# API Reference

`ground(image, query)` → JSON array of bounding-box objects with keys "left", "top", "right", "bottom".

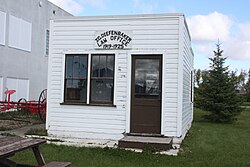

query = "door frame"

[
  {"left": 125, "top": 50, "right": 166, "bottom": 135},
  {"left": 130, "top": 54, "right": 162, "bottom": 134}
]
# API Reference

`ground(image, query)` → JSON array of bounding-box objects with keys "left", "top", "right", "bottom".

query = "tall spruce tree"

[
  {"left": 246, "top": 69, "right": 250, "bottom": 102},
  {"left": 197, "top": 43, "right": 242, "bottom": 122}
]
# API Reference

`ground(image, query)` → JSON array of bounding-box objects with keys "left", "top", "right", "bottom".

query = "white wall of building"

[{"left": 181, "top": 21, "right": 194, "bottom": 137}]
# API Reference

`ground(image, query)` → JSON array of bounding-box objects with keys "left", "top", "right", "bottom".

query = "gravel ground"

[
  {"left": 0, "top": 110, "right": 42, "bottom": 131},
  {"left": 0, "top": 120, "right": 28, "bottom": 130}
]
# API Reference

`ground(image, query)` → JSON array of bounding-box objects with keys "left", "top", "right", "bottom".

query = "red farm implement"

[{"left": 0, "top": 89, "right": 47, "bottom": 122}]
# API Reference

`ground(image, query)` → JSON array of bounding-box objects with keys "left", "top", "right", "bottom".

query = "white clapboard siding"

[
  {"left": 162, "top": 34, "right": 179, "bottom": 136},
  {"left": 53, "top": 18, "right": 179, "bottom": 27},
  {"left": 47, "top": 14, "right": 193, "bottom": 140},
  {"left": 181, "top": 21, "right": 194, "bottom": 136},
  {"left": 48, "top": 129, "right": 123, "bottom": 140}
]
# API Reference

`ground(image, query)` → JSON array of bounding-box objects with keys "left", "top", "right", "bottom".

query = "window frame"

[
  {"left": 191, "top": 70, "right": 193, "bottom": 103},
  {"left": 63, "top": 53, "right": 115, "bottom": 106},
  {"left": 64, "top": 54, "right": 89, "bottom": 104},
  {"left": 90, "top": 54, "right": 115, "bottom": 105}
]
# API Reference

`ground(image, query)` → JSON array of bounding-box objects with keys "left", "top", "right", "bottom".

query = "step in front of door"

[{"left": 118, "top": 136, "right": 173, "bottom": 151}]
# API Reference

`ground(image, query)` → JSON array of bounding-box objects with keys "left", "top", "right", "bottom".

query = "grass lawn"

[{"left": 12, "top": 107, "right": 250, "bottom": 167}]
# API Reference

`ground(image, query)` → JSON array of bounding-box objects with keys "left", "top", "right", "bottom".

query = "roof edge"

[{"left": 51, "top": 13, "right": 185, "bottom": 21}]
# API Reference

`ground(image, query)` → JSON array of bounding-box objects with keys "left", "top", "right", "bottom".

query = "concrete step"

[{"left": 118, "top": 135, "right": 173, "bottom": 151}]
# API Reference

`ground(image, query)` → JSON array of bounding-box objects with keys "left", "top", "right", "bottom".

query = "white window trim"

[{"left": 86, "top": 53, "right": 91, "bottom": 104}]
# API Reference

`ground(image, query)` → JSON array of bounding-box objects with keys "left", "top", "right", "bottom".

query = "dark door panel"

[{"left": 130, "top": 55, "right": 162, "bottom": 134}]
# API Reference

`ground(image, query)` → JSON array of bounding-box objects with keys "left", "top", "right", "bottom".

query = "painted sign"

[{"left": 95, "top": 30, "right": 132, "bottom": 49}]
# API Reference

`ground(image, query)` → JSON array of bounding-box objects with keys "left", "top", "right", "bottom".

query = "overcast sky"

[{"left": 48, "top": 0, "right": 250, "bottom": 72}]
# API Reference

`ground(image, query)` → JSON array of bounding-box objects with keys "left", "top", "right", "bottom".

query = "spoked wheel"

[
  {"left": 38, "top": 89, "right": 47, "bottom": 122},
  {"left": 17, "top": 98, "right": 27, "bottom": 111}
]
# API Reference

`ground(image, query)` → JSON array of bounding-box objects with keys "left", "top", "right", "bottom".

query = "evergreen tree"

[
  {"left": 195, "top": 69, "right": 201, "bottom": 87},
  {"left": 246, "top": 69, "right": 250, "bottom": 102},
  {"left": 196, "top": 43, "right": 242, "bottom": 122}
]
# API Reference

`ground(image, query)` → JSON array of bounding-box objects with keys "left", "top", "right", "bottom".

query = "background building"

[{"left": 0, "top": 0, "right": 72, "bottom": 101}]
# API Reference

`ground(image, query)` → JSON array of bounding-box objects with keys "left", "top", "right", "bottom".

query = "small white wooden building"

[{"left": 47, "top": 13, "right": 194, "bottom": 141}]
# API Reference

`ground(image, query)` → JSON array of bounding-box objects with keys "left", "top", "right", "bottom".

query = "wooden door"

[{"left": 130, "top": 55, "right": 162, "bottom": 134}]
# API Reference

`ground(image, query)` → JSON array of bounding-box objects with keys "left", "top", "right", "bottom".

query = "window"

[
  {"left": 91, "top": 54, "right": 114, "bottom": 104},
  {"left": 0, "top": 77, "right": 3, "bottom": 101},
  {"left": 64, "top": 54, "right": 88, "bottom": 103},
  {"left": 64, "top": 54, "right": 115, "bottom": 105},
  {"left": 0, "top": 11, "right": 6, "bottom": 45},
  {"left": 8, "top": 15, "right": 32, "bottom": 51},
  {"left": 6, "top": 78, "right": 29, "bottom": 101},
  {"left": 45, "top": 30, "right": 49, "bottom": 55},
  {"left": 191, "top": 71, "right": 193, "bottom": 102}
]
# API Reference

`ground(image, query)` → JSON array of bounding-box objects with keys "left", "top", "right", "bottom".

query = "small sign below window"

[{"left": 95, "top": 30, "right": 132, "bottom": 50}]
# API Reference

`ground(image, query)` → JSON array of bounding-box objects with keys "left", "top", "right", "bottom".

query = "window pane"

[
  {"left": 135, "top": 59, "right": 160, "bottom": 95},
  {"left": 65, "top": 79, "right": 87, "bottom": 102},
  {"left": 92, "top": 56, "right": 99, "bottom": 77},
  {"left": 99, "top": 56, "right": 106, "bottom": 77},
  {"left": 107, "top": 56, "right": 114, "bottom": 77},
  {"left": 66, "top": 56, "right": 73, "bottom": 78},
  {"left": 79, "top": 56, "right": 88, "bottom": 78},
  {"left": 91, "top": 79, "right": 113, "bottom": 103},
  {"left": 73, "top": 56, "right": 80, "bottom": 78},
  {"left": 65, "top": 54, "right": 88, "bottom": 103},
  {"left": 90, "top": 54, "right": 114, "bottom": 104}
]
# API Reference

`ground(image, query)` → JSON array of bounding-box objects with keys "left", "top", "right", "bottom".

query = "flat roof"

[{"left": 52, "top": 13, "right": 185, "bottom": 21}]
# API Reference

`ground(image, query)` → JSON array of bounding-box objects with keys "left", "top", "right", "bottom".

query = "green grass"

[{"left": 12, "top": 108, "right": 250, "bottom": 167}]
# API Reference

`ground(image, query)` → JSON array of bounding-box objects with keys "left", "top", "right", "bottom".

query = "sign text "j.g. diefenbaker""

[{"left": 95, "top": 30, "right": 132, "bottom": 49}]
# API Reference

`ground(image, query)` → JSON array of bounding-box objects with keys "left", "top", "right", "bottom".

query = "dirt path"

[
  {"left": 0, "top": 110, "right": 44, "bottom": 136},
  {"left": 0, "top": 123, "right": 45, "bottom": 136}
]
